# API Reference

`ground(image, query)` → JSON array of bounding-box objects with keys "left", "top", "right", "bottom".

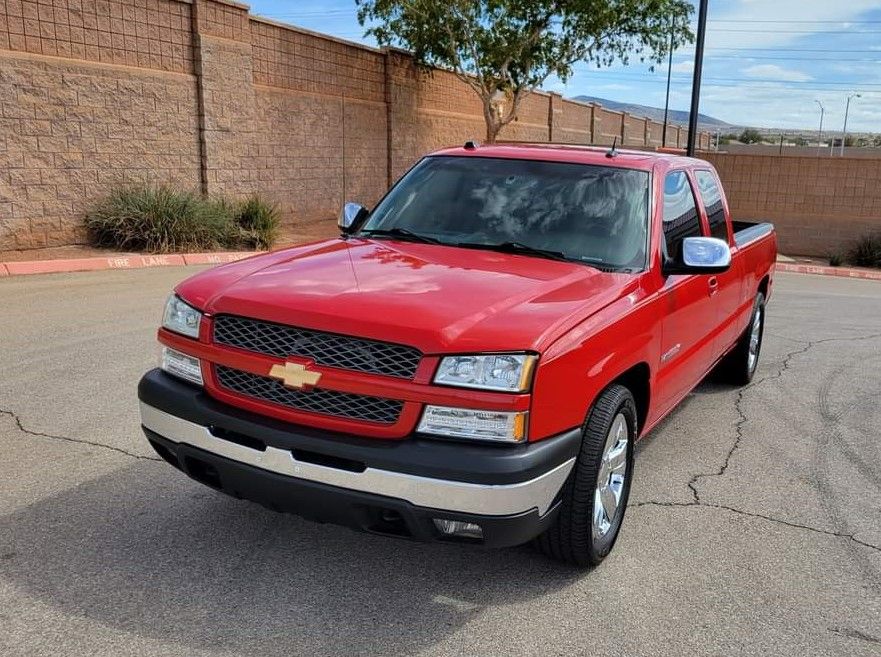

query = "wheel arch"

[
  {"left": 604, "top": 362, "right": 651, "bottom": 436},
  {"left": 758, "top": 274, "right": 770, "bottom": 299}
]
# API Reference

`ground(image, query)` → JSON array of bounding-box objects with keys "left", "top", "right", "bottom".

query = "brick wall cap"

[
  {"left": 561, "top": 97, "right": 596, "bottom": 109},
  {"left": 204, "top": 0, "right": 249, "bottom": 10},
  {"left": 251, "top": 16, "right": 383, "bottom": 54}
]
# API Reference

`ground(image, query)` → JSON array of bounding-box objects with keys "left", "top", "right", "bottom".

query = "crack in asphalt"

[
  {"left": 643, "top": 330, "right": 881, "bottom": 557},
  {"left": 687, "top": 332, "right": 881, "bottom": 503},
  {"left": 828, "top": 626, "right": 881, "bottom": 647},
  {"left": 630, "top": 499, "right": 881, "bottom": 553},
  {"left": 687, "top": 387, "right": 747, "bottom": 504},
  {"left": 0, "top": 408, "right": 160, "bottom": 462}
]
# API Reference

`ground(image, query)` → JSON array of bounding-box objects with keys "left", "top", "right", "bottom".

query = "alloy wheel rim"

[
  {"left": 748, "top": 307, "right": 762, "bottom": 372},
  {"left": 593, "top": 413, "right": 629, "bottom": 538}
]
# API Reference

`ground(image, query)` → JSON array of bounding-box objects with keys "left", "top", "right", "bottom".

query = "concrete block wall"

[
  {"left": 0, "top": 0, "right": 200, "bottom": 249},
  {"left": 249, "top": 18, "right": 388, "bottom": 227},
  {"left": 705, "top": 153, "right": 881, "bottom": 256}
]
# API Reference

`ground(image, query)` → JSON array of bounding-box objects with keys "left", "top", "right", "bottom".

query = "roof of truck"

[{"left": 430, "top": 142, "right": 705, "bottom": 171}]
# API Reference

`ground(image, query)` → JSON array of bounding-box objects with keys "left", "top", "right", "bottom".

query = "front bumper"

[{"left": 138, "top": 370, "right": 580, "bottom": 547}]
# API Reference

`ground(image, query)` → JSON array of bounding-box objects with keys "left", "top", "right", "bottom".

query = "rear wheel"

[
  {"left": 718, "top": 292, "right": 765, "bottom": 385},
  {"left": 535, "top": 384, "right": 636, "bottom": 567}
]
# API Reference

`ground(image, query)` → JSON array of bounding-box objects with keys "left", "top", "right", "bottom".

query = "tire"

[
  {"left": 535, "top": 384, "right": 636, "bottom": 567},
  {"left": 718, "top": 292, "right": 765, "bottom": 386}
]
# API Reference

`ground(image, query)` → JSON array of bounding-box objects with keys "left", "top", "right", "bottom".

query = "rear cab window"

[
  {"left": 661, "top": 170, "right": 702, "bottom": 261},
  {"left": 695, "top": 170, "right": 729, "bottom": 242}
]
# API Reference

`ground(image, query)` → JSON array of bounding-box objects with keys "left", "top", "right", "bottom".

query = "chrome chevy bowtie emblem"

[{"left": 268, "top": 362, "right": 322, "bottom": 390}]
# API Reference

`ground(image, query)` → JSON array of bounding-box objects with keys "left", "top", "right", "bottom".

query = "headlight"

[
  {"left": 162, "top": 295, "right": 202, "bottom": 338},
  {"left": 434, "top": 354, "right": 537, "bottom": 392},
  {"left": 418, "top": 406, "right": 527, "bottom": 443}
]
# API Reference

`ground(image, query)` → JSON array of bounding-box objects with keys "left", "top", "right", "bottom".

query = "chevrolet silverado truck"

[{"left": 139, "top": 143, "right": 776, "bottom": 566}]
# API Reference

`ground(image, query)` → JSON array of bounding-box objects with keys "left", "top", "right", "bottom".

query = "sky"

[{"left": 247, "top": 0, "right": 881, "bottom": 133}]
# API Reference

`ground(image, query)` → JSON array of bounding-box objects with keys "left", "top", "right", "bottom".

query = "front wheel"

[{"left": 535, "top": 384, "right": 636, "bottom": 567}]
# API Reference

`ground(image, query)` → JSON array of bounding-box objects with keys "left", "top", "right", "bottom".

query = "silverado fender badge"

[{"left": 269, "top": 362, "right": 322, "bottom": 390}]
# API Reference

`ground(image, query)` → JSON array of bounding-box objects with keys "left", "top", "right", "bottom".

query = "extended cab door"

[
  {"left": 694, "top": 169, "right": 744, "bottom": 355},
  {"left": 655, "top": 170, "right": 720, "bottom": 413}
]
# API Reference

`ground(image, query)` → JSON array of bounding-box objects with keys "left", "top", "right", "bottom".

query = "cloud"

[
  {"left": 700, "top": 0, "right": 881, "bottom": 50},
  {"left": 742, "top": 64, "right": 812, "bottom": 82},
  {"left": 671, "top": 60, "right": 693, "bottom": 74}
]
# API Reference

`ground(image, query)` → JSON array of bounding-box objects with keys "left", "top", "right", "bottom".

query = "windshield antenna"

[{"left": 606, "top": 137, "right": 619, "bottom": 158}]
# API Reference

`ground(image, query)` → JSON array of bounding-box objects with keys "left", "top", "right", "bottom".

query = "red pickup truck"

[{"left": 139, "top": 143, "right": 776, "bottom": 566}]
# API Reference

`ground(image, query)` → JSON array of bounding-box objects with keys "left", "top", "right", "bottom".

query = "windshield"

[{"left": 360, "top": 156, "right": 650, "bottom": 270}]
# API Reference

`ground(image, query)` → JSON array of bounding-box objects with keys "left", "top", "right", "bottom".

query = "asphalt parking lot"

[{"left": 1, "top": 268, "right": 879, "bottom": 657}]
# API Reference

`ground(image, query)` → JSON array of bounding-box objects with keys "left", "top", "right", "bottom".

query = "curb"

[
  {"left": 776, "top": 262, "right": 881, "bottom": 281},
  {"left": 0, "top": 251, "right": 262, "bottom": 277}
]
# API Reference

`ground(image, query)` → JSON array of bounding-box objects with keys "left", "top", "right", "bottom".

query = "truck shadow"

[{"left": 0, "top": 461, "right": 581, "bottom": 656}]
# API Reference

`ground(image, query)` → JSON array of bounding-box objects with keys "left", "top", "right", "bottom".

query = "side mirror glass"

[
  {"left": 339, "top": 202, "right": 368, "bottom": 234},
  {"left": 666, "top": 237, "right": 732, "bottom": 275}
]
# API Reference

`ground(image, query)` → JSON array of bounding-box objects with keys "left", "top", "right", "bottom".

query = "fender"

[{"left": 530, "top": 283, "right": 658, "bottom": 441}]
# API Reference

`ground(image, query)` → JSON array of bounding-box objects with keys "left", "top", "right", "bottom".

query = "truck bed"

[{"left": 732, "top": 221, "right": 774, "bottom": 248}]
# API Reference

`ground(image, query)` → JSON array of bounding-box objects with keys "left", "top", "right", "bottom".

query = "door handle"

[{"left": 708, "top": 276, "right": 719, "bottom": 296}]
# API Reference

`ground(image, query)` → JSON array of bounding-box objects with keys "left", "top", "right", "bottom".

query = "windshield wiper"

[
  {"left": 455, "top": 241, "right": 571, "bottom": 262},
  {"left": 359, "top": 227, "right": 442, "bottom": 245}
]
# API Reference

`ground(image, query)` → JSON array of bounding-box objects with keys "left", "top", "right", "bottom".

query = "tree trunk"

[
  {"left": 485, "top": 119, "right": 502, "bottom": 144},
  {"left": 482, "top": 98, "right": 501, "bottom": 144}
]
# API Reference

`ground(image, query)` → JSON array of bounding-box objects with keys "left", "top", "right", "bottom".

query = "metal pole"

[
  {"left": 686, "top": 0, "right": 708, "bottom": 156},
  {"left": 662, "top": 19, "right": 674, "bottom": 148},
  {"left": 840, "top": 93, "right": 860, "bottom": 157},
  {"left": 815, "top": 100, "right": 824, "bottom": 157}
]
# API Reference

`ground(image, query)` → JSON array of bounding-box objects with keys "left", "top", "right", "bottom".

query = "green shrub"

[
  {"left": 84, "top": 186, "right": 279, "bottom": 253},
  {"left": 848, "top": 233, "right": 881, "bottom": 269},
  {"left": 232, "top": 195, "right": 280, "bottom": 250},
  {"left": 827, "top": 253, "right": 842, "bottom": 267}
]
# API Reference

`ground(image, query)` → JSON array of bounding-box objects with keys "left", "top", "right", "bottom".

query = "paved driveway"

[{"left": 1, "top": 269, "right": 879, "bottom": 657}]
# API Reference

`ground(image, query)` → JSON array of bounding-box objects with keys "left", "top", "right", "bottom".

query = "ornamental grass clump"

[
  {"left": 85, "top": 186, "right": 280, "bottom": 253},
  {"left": 232, "top": 195, "right": 280, "bottom": 250}
]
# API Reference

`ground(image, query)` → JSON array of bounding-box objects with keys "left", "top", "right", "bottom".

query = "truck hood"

[{"left": 178, "top": 238, "right": 637, "bottom": 354}]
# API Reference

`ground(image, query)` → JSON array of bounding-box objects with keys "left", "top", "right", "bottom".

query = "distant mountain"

[{"left": 571, "top": 95, "right": 733, "bottom": 130}]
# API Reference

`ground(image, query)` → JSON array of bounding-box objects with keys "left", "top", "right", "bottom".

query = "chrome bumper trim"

[{"left": 140, "top": 402, "right": 573, "bottom": 517}]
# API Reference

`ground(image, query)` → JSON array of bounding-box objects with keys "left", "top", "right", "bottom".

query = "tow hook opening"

[
  {"left": 147, "top": 438, "right": 182, "bottom": 471},
  {"left": 367, "top": 508, "right": 412, "bottom": 537},
  {"left": 184, "top": 456, "right": 222, "bottom": 490}
]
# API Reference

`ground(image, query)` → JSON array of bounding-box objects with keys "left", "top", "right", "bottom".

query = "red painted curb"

[
  {"left": 182, "top": 252, "right": 260, "bottom": 265},
  {"left": 776, "top": 262, "right": 881, "bottom": 281},
  {"left": 0, "top": 251, "right": 262, "bottom": 277}
]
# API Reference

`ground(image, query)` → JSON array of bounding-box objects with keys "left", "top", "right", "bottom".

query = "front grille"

[
  {"left": 213, "top": 315, "right": 422, "bottom": 379},
  {"left": 215, "top": 365, "right": 404, "bottom": 424}
]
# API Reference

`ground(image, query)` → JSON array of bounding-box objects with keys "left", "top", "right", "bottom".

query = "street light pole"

[
  {"left": 686, "top": 0, "right": 709, "bottom": 157},
  {"left": 840, "top": 93, "right": 861, "bottom": 156},
  {"left": 662, "top": 18, "right": 675, "bottom": 148},
  {"left": 815, "top": 100, "right": 824, "bottom": 157}
]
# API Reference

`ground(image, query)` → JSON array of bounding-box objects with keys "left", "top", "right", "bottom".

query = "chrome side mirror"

[
  {"left": 665, "top": 236, "right": 732, "bottom": 275},
  {"left": 339, "top": 202, "right": 368, "bottom": 234}
]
